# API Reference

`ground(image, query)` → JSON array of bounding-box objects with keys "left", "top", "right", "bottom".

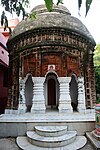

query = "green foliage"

[
  {"left": 57, "top": 0, "right": 64, "bottom": 5},
  {"left": 1, "top": 11, "right": 8, "bottom": 27},
  {"left": 44, "top": 0, "right": 64, "bottom": 12},
  {"left": 78, "top": 0, "right": 92, "bottom": 16},
  {"left": 95, "top": 66, "right": 100, "bottom": 103},
  {"left": 1, "top": 11, "right": 5, "bottom": 26},
  {"left": 44, "top": 0, "right": 53, "bottom": 12},
  {"left": 29, "top": 12, "right": 36, "bottom": 19},
  {"left": 0, "top": 0, "right": 93, "bottom": 33},
  {"left": 94, "top": 44, "right": 100, "bottom": 103},
  {"left": 95, "top": 67, "right": 100, "bottom": 94},
  {"left": 78, "top": 0, "right": 82, "bottom": 9},
  {"left": 85, "top": 0, "right": 92, "bottom": 16},
  {"left": 96, "top": 97, "right": 100, "bottom": 104},
  {"left": 1, "top": 0, "right": 29, "bottom": 19},
  {"left": 43, "top": 0, "right": 93, "bottom": 16},
  {"left": 94, "top": 44, "right": 100, "bottom": 67},
  {"left": 1, "top": 11, "right": 11, "bottom": 34},
  {"left": 0, "top": 0, "right": 92, "bottom": 18}
]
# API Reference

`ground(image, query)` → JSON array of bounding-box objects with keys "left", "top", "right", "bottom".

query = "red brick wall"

[
  {"left": 23, "top": 52, "right": 80, "bottom": 77},
  {"left": 42, "top": 53, "right": 62, "bottom": 76},
  {"left": 67, "top": 56, "right": 79, "bottom": 77}
]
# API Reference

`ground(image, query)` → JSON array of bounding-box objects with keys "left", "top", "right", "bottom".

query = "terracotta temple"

[{"left": 6, "top": 5, "right": 96, "bottom": 114}]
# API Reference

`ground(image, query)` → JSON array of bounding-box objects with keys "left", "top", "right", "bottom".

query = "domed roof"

[
  {"left": 31, "top": 4, "right": 71, "bottom": 15},
  {"left": 9, "top": 4, "right": 95, "bottom": 45}
]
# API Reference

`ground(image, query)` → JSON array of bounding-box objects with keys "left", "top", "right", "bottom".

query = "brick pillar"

[
  {"left": 89, "top": 54, "right": 96, "bottom": 107},
  {"left": 58, "top": 77, "right": 72, "bottom": 113},
  {"left": 31, "top": 77, "right": 46, "bottom": 113}
]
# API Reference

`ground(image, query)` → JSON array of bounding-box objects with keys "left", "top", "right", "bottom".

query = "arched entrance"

[
  {"left": 44, "top": 72, "right": 59, "bottom": 110},
  {"left": 25, "top": 74, "right": 33, "bottom": 112},
  {"left": 69, "top": 74, "right": 78, "bottom": 112},
  {"left": 48, "top": 78, "right": 56, "bottom": 107}
]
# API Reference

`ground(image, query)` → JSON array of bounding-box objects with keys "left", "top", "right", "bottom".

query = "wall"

[
  {"left": 0, "top": 121, "right": 95, "bottom": 137},
  {"left": 0, "top": 18, "right": 19, "bottom": 113},
  {"left": 0, "top": 66, "right": 8, "bottom": 114}
]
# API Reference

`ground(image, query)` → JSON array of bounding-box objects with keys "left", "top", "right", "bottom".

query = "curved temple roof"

[{"left": 9, "top": 4, "right": 96, "bottom": 45}]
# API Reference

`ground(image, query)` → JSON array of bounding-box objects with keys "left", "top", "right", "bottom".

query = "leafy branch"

[
  {"left": 1, "top": 11, "right": 12, "bottom": 34},
  {"left": 0, "top": 0, "right": 93, "bottom": 19},
  {"left": 0, "top": 0, "right": 93, "bottom": 33},
  {"left": 78, "top": 0, "right": 93, "bottom": 16}
]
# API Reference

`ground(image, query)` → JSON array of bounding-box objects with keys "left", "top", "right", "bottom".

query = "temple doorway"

[
  {"left": 44, "top": 72, "right": 59, "bottom": 110},
  {"left": 48, "top": 78, "right": 56, "bottom": 107}
]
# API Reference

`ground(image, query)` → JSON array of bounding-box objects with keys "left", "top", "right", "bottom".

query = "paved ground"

[
  {"left": 0, "top": 138, "right": 96, "bottom": 150},
  {"left": 0, "top": 138, "right": 19, "bottom": 150},
  {"left": 80, "top": 140, "right": 96, "bottom": 150}
]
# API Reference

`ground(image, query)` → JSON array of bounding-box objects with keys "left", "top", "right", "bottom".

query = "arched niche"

[
  {"left": 44, "top": 71, "right": 59, "bottom": 110},
  {"left": 25, "top": 73, "right": 33, "bottom": 112},
  {"left": 69, "top": 73, "right": 78, "bottom": 112}
]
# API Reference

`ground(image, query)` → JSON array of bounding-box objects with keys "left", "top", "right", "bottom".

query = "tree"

[
  {"left": 1, "top": 0, "right": 29, "bottom": 19},
  {"left": 45, "top": 0, "right": 93, "bottom": 16},
  {"left": 95, "top": 66, "right": 100, "bottom": 103},
  {"left": 0, "top": 0, "right": 93, "bottom": 20},
  {"left": 0, "top": 0, "right": 93, "bottom": 33},
  {"left": 94, "top": 44, "right": 100, "bottom": 67},
  {"left": 94, "top": 44, "right": 100, "bottom": 103},
  {"left": 1, "top": 11, "right": 11, "bottom": 33}
]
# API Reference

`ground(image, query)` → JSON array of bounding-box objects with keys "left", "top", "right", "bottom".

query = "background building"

[
  {"left": 0, "top": 32, "right": 8, "bottom": 114},
  {"left": 0, "top": 18, "right": 19, "bottom": 114}
]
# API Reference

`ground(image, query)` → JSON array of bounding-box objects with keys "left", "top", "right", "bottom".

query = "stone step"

[
  {"left": 27, "top": 130, "right": 77, "bottom": 147},
  {"left": 17, "top": 135, "right": 87, "bottom": 150},
  {"left": 34, "top": 125, "right": 68, "bottom": 137}
]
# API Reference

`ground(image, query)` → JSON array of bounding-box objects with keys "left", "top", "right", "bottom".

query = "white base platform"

[{"left": 0, "top": 111, "right": 95, "bottom": 137}]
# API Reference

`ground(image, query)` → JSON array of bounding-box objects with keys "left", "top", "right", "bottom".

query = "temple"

[{"left": 6, "top": 4, "right": 96, "bottom": 114}]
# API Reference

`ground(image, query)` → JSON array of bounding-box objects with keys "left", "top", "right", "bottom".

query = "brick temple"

[{"left": 6, "top": 4, "right": 96, "bottom": 114}]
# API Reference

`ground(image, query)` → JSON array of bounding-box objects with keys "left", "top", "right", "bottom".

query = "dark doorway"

[
  {"left": 25, "top": 74, "right": 33, "bottom": 112},
  {"left": 48, "top": 78, "right": 56, "bottom": 108},
  {"left": 69, "top": 74, "right": 78, "bottom": 112},
  {"left": 0, "top": 98, "right": 7, "bottom": 114}
]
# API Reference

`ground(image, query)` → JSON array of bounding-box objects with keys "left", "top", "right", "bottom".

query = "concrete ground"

[{"left": 0, "top": 138, "right": 96, "bottom": 150}]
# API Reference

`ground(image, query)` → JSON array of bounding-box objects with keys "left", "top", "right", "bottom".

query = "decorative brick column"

[
  {"left": 77, "top": 77, "right": 86, "bottom": 112},
  {"left": 18, "top": 78, "right": 27, "bottom": 114},
  {"left": 31, "top": 77, "right": 46, "bottom": 113},
  {"left": 58, "top": 77, "right": 72, "bottom": 112}
]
